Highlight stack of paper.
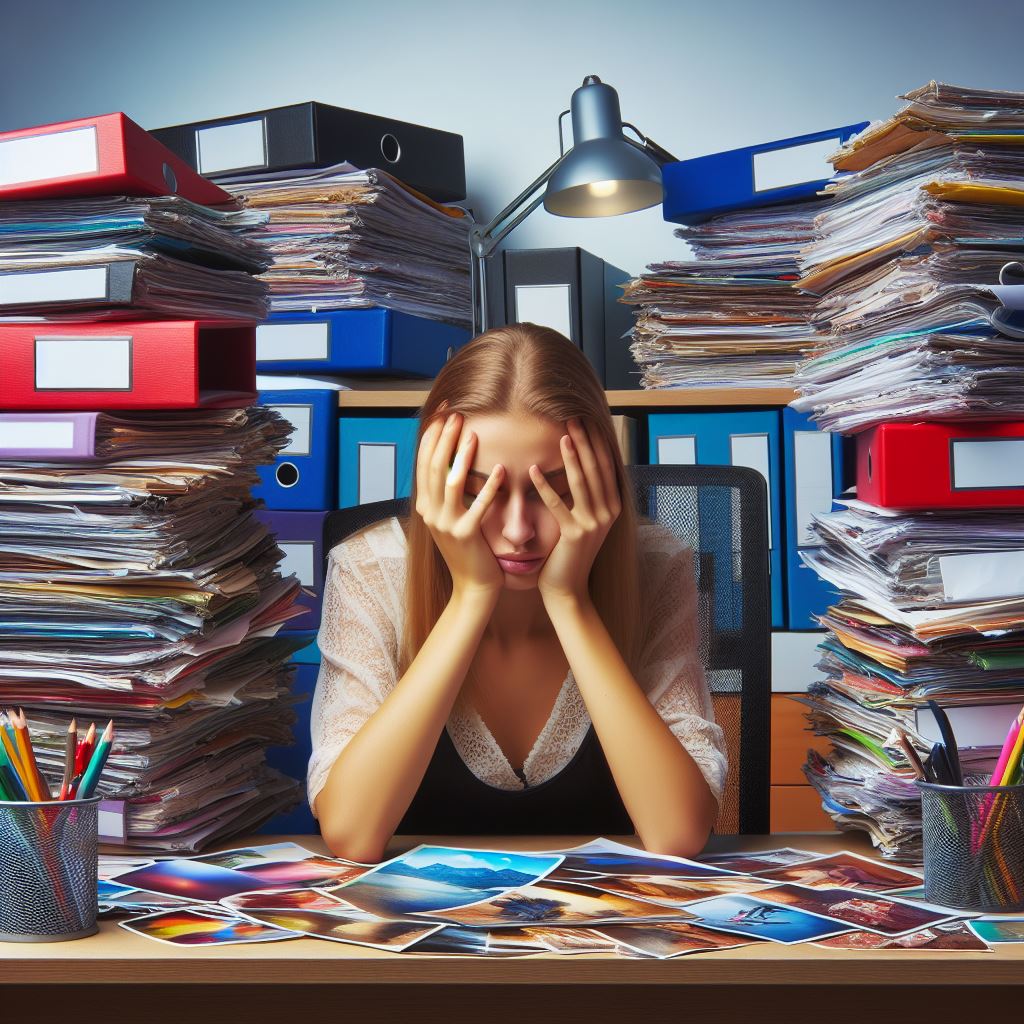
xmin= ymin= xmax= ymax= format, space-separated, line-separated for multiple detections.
xmin=0 ymin=409 xmax=309 ymax=852
xmin=0 ymin=195 xmax=271 ymax=321
xmin=791 ymin=497 xmax=1024 ymax=859
xmin=791 ymin=81 xmax=1024 ymax=433
xmin=218 ymin=163 xmax=473 ymax=328
xmin=620 ymin=201 xmax=826 ymax=388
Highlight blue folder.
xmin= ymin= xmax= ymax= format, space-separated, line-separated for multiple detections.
xmin=649 ymin=411 xmax=785 ymax=628
xmin=255 ymin=388 xmax=338 ymax=510
xmin=255 ymin=308 xmax=470 ymax=376
xmin=254 ymin=510 xmax=328 ymax=632
xmin=662 ymin=122 xmax=869 ymax=225
xmin=259 ymin=660 xmax=319 ymax=836
xmin=782 ymin=407 xmax=844 ymax=629
xmin=338 ymin=416 xmax=419 ymax=508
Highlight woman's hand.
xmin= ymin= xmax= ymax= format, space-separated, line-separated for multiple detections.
xmin=415 ymin=409 xmax=506 ymax=598
xmin=529 ymin=416 xmax=622 ymax=604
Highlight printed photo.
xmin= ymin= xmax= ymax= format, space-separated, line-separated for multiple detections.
xmin=682 ymin=894 xmax=854 ymax=944
xmin=221 ymin=887 xmax=353 ymax=914
xmin=194 ymin=842 xmax=323 ymax=869
xmin=525 ymin=837 xmax=738 ymax=878
xmin=118 ymin=909 xmax=300 ymax=947
xmin=329 ymin=844 xmax=564 ymax=918
xmin=594 ymin=921 xmax=756 ymax=958
xmin=696 ymin=848 xmax=818 ymax=871
xmin=967 ymin=918 xmax=1024 ymax=944
xmin=584 ymin=874 xmax=772 ymax=907
xmin=749 ymin=883 xmax=957 ymax=936
xmin=412 ymin=878 xmax=694 ymax=928
xmin=111 ymin=858 xmax=273 ymax=903
xmin=753 ymin=852 xmax=922 ymax=892
xmin=816 ymin=921 xmax=990 ymax=951
xmin=518 ymin=926 xmax=618 ymax=954
xmin=231 ymin=906 xmax=445 ymax=951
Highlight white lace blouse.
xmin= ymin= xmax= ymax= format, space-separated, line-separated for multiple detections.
xmin=306 ymin=516 xmax=729 ymax=819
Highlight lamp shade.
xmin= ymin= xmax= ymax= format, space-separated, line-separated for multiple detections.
xmin=543 ymin=76 xmax=664 ymax=217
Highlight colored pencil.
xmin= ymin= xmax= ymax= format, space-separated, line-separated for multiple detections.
xmin=998 ymin=717 xmax=1024 ymax=787
xmin=58 ymin=719 xmax=77 ymax=801
xmin=0 ymin=715 xmax=29 ymax=795
xmin=0 ymin=741 xmax=27 ymax=801
xmin=989 ymin=709 xmax=1024 ymax=786
xmin=75 ymin=722 xmax=96 ymax=777
xmin=10 ymin=708 xmax=48 ymax=801
xmin=76 ymin=720 xmax=114 ymax=800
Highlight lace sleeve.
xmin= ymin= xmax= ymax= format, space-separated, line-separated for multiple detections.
xmin=639 ymin=533 xmax=729 ymax=808
xmin=306 ymin=534 xmax=401 ymax=819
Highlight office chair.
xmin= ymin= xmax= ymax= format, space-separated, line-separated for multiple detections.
xmin=317 ymin=463 xmax=771 ymax=835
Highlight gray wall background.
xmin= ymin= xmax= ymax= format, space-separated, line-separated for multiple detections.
xmin=3 ymin=0 xmax=1022 ymax=275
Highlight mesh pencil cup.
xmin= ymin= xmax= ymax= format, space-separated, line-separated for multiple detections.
xmin=0 ymin=796 xmax=100 ymax=942
xmin=916 ymin=780 xmax=1024 ymax=914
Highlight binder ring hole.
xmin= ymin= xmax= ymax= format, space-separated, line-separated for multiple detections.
xmin=867 ymin=450 xmax=872 ymax=481
xmin=162 ymin=163 xmax=178 ymax=194
xmin=276 ymin=462 xmax=300 ymax=488
xmin=380 ymin=134 xmax=401 ymax=164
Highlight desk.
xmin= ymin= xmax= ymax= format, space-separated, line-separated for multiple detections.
xmin=4 ymin=831 xmax=1020 ymax=1024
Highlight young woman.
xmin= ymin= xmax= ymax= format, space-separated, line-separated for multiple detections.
xmin=308 ymin=323 xmax=728 ymax=863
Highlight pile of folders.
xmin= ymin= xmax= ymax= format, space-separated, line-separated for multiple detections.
xmin=789 ymin=82 xmax=1024 ymax=861
xmin=0 ymin=113 xmax=307 ymax=852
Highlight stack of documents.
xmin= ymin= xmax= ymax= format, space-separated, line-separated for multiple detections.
xmin=792 ymin=498 xmax=1024 ymax=860
xmin=218 ymin=162 xmax=473 ymax=328
xmin=0 ymin=408 xmax=307 ymax=852
xmin=0 ymin=195 xmax=271 ymax=321
xmin=621 ymin=200 xmax=826 ymax=388
xmin=792 ymin=82 xmax=1024 ymax=433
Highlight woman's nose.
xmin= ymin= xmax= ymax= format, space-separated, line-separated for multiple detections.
xmin=500 ymin=492 xmax=537 ymax=546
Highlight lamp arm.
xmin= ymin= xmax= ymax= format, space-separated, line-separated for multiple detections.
xmin=621 ymin=121 xmax=679 ymax=165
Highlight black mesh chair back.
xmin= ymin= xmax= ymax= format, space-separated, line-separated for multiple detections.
xmin=323 ymin=463 xmax=771 ymax=834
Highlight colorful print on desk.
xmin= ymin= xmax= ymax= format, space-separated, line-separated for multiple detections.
xmin=682 ymin=894 xmax=855 ymax=944
xmin=750 ymin=851 xmax=923 ymax=892
xmin=816 ymin=921 xmax=990 ymax=951
xmin=328 ymin=844 xmax=564 ymax=918
xmin=594 ymin=921 xmax=757 ymax=958
xmin=119 ymin=908 xmax=301 ymax=946
xmin=968 ymin=918 xmax=1024 ymax=944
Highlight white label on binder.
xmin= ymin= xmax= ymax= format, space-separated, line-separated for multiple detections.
xmin=0 ymin=265 xmax=108 ymax=305
xmin=794 ymin=431 xmax=833 ymax=548
xmin=514 ymin=284 xmax=573 ymax=340
xmin=256 ymin=322 xmax=330 ymax=363
xmin=98 ymin=800 xmax=127 ymax=842
xmin=279 ymin=542 xmax=316 ymax=587
xmin=196 ymin=118 xmax=267 ymax=175
xmin=916 ymin=702 xmax=1021 ymax=748
xmin=771 ymin=630 xmax=825 ymax=693
xmin=0 ymin=126 xmax=98 ymax=186
xmin=35 ymin=336 xmax=131 ymax=390
xmin=731 ymin=434 xmax=773 ymax=548
xmin=753 ymin=137 xmax=839 ymax=193
xmin=267 ymin=405 xmax=312 ymax=456
xmin=951 ymin=438 xmax=1024 ymax=489
xmin=359 ymin=443 xmax=396 ymax=503
xmin=0 ymin=420 xmax=76 ymax=450
xmin=657 ymin=436 xmax=697 ymax=464
xmin=939 ymin=549 xmax=1024 ymax=602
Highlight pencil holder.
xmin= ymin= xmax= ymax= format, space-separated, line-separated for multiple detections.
xmin=0 ymin=796 xmax=100 ymax=942
xmin=916 ymin=780 xmax=1024 ymax=914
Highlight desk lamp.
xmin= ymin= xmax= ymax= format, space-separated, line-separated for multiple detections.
xmin=469 ymin=75 xmax=678 ymax=334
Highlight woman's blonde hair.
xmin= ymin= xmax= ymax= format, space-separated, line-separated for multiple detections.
xmin=382 ymin=323 xmax=648 ymax=679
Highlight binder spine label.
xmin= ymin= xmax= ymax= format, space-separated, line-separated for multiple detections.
xmin=0 ymin=419 xmax=77 ymax=451
xmin=752 ymin=136 xmax=840 ymax=193
xmin=0 ymin=126 xmax=98 ymax=186
xmin=0 ymin=265 xmax=108 ymax=305
xmin=359 ymin=442 xmax=397 ymax=503
xmin=794 ymin=431 xmax=833 ymax=547
xmin=35 ymin=335 xmax=131 ymax=391
xmin=196 ymin=118 xmax=267 ymax=176
xmin=657 ymin=435 xmax=697 ymax=464
xmin=278 ymin=541 xmax=316 ymax=587
xmin=257 ymin=322 xmax=330 ymax=362
xmin=268 ymin=404 xmax=312 ymax=456
xmin=514 ymin=284 xmax=573 ymax=340
xmin=950 ymin=438 xmax=1024 ymax=490
xmin=730 ymin=433 xmax=773 ymax=547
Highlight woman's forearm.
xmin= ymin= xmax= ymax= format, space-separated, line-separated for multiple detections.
xmin=315 ymin=587 xmax=499 ymax=862
xmin=544 ymin=593 xmax=719 ymax=858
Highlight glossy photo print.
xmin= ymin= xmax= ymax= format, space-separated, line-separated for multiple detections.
xmin=751 ymin=852 xmax=923 ymax=892
xmin=119 ymin=909 xmax=301 ymax=946
xmin=681 ymin=894 xmax=854 ymax=944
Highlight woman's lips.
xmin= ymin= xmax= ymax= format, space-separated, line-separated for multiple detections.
xmin=496 ymin=556 xmax=544 ymax=575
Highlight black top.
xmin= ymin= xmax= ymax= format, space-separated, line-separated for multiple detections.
xmin=396 ymin=721 xmax=635 ymax=835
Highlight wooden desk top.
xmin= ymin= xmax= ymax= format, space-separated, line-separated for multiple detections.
xmin=2 ymin=832 xmax=1019 ymax=986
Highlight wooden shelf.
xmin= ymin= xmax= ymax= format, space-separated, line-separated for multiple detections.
xmin=337 ymin=386 xmax=797 ymax=409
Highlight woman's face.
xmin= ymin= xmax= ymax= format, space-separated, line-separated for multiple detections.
xmin=459 ymin=413 xmax=574 ymax=589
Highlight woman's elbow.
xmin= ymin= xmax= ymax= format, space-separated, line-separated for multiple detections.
xmin=314 ymin=797 xmax=389 ymax=864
